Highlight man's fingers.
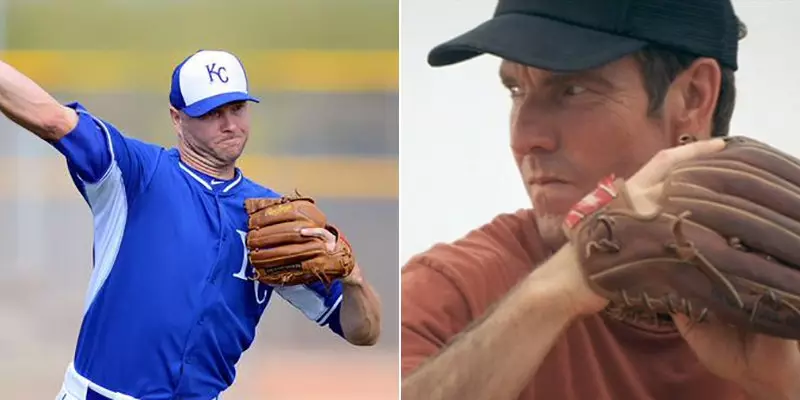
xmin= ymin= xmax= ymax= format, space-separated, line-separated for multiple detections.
xmin=300 ymin=227 xmax=329 ymax=237
xmin=644 ymin=183 xmax=664 ymax=202
xmin=631 ymin=138 xmax=726 ymax=187
xmin=300 ymin=227 xmax=336 ymax=243
xmin=627 ymin=182 xmax=664 ymax=215
xmin=671 ymin=313 xmax=693 ymax=335
xmin=301 ymin=228 xmax=337 ymax=252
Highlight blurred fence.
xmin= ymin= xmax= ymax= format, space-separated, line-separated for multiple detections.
xmin=0 ymin=1 xmax=398 ymax=398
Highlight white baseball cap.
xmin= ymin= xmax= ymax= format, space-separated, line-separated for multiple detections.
xmin=169 ymin=49 xmax=260 ymax=117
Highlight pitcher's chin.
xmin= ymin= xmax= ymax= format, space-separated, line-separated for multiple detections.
xmin=530 ymin=188 xmax=580 ymax=219
xmin=533 ymin=212 xmax=569 ymax=250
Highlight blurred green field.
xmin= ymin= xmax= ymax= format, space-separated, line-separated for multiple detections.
xmin=4 ymin=0 xmax=398 ymax=51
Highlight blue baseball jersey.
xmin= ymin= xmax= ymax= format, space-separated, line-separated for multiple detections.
xmin=51 ymin=102 xmax=345 ymax=399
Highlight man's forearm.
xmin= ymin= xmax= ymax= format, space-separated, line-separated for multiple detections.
xmin=0 ymin=60 xmax=76 ymax=141
xmin=340 ymin=266 xmax=381 ymax=346
xmin=401 ymin=247 xmax=584 ymax=400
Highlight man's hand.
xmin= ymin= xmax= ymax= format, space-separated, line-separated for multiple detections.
xmin=556 ymin=138 xmax=728 ymax=318
xmin=672 ymin=314 xmax=800 ymax=400
xmin=624 ymin=137 xmax=726 ymax=214
xmin=301 ymin=227 xmax=364 ymax=285
xmin=300 ymin=227 xmax=337 ymax=252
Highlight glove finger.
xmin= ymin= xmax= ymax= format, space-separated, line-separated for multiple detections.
xmin=247 ymin=221 xmax=319 ymax=248
xmin=670 ymin=146 xmax=800 ymax=221
xmin=247 ymin=199 xmax=326 ymax=228
xmin=249 ymin=209 xmax=322 ymax=228
xmin=245 ymin=198 xmax=282 ymax=215
xmin=249 ymin=213 xmax=298 ymax=229
xmin=664 ymin=191 xmax=800 ymax=280
xmin=665 ymin=142 xmax=800 ymax=268
xmin=250 ymin=242 xmax=327 ymax=268
xmin=248 ymin=232 xmax=310 ymax=249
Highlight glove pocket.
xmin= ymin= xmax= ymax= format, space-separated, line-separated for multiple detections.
xmin=592 ymin=256 xmax=713 ymax=319
xmin=576 ymin=211 xmax=689 ymax=297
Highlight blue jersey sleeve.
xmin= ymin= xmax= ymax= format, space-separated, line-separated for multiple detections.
xmin=51 ymin=102 xmax=161 ymax=203
xmin=274 ymin=280 xmax=345 ymax=338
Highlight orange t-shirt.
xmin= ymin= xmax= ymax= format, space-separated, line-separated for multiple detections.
xmin=401 ymin=209 xmax=747 ymax=400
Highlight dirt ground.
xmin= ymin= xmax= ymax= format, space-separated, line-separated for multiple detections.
xmin=0 ymin=267 xmax=398 ymax=400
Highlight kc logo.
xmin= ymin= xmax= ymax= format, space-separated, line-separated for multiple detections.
xmin=234 ymin=230 xmax=269 ymax=304
xmin=205 ymin=63 xmax=229 ymax=84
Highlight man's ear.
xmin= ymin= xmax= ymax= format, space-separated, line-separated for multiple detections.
xmin=169 ymin=107 xmax=183 ymax=138
xmin=662 ymin=57 xmax=722 ymax=145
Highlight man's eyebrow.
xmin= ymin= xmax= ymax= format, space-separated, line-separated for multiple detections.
xmin=498 ymin=67 xmax=516 ymax=86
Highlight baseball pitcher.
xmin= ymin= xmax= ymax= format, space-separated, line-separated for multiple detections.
xmin=0 ymin=49 xmax=382 ymax=400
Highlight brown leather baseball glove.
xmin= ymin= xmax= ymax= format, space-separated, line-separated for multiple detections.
xmin=244 ymin=191 xmax=355 ymax=287
xmin=563 ymin=136 xmax=800 ymax=339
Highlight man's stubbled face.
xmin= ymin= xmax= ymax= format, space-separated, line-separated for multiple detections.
xmin=501 ymin=57 xmax=673 ymax=248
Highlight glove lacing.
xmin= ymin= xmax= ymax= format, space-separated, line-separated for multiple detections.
xmin=726 ymin=238 xmax=800 ymax=322
xmin=589 ymin=211 xmax=743 ymax=323
xmin=666 ymin=211 xmax=745 ymax=310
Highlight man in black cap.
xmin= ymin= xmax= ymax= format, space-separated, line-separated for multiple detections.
xmin=401 ymin=0 xmax=800 ymax=399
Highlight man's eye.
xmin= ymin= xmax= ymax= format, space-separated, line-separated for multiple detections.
xmin=565 ymin=85 xmax=587 ymax=96
xmin=507 ymin=85 xmax=523 ymax=98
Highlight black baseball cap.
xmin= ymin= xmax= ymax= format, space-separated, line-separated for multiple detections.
xmin=428 ymin=0 xmax=743 ymax=72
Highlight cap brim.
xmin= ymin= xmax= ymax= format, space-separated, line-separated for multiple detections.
xmin=182 ymin=92 xmax=260 ymax=118
xmin=428 ymin=13 xmax=649 ymax=72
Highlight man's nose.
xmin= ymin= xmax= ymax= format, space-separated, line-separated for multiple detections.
xmin=219 ymin=111 xmax=238 ymax=131
xmin=509 ymin=99 xmax=558 ymax=154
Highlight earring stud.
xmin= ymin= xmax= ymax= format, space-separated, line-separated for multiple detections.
xmin=678 ymin=134 xmax=697 ymax=145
